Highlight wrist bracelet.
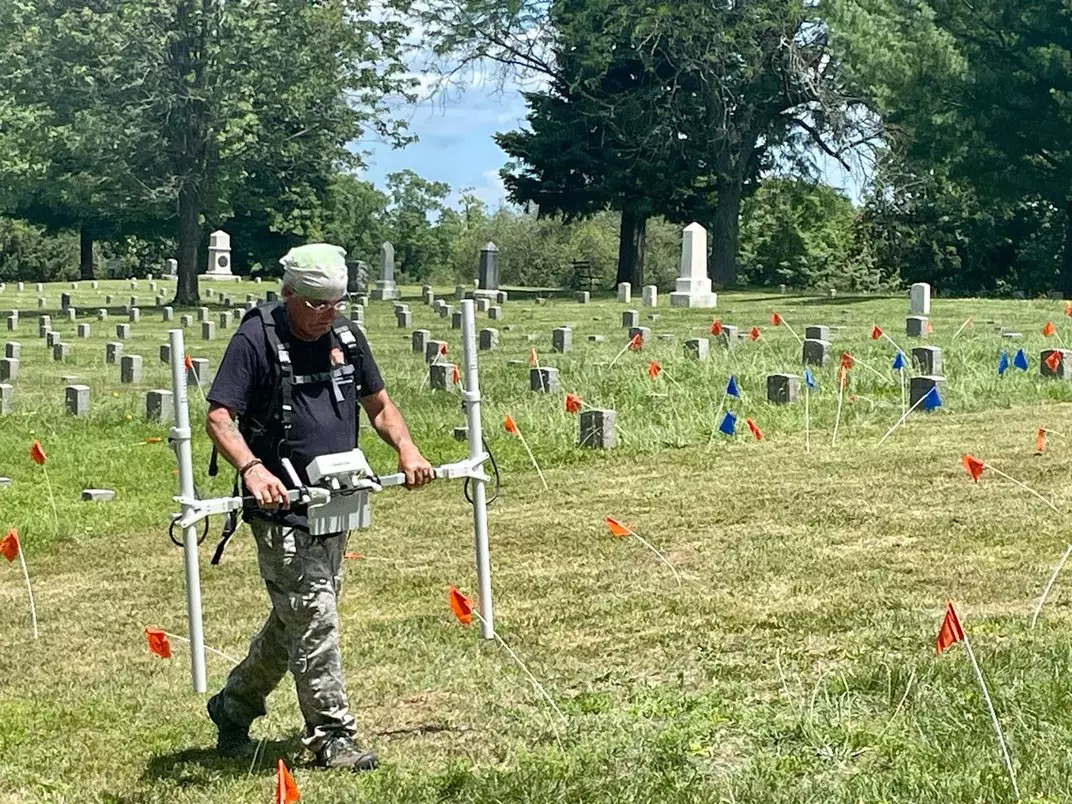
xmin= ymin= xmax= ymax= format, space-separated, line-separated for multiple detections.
xmin=239 ymin=458 xmax=263 ymax=476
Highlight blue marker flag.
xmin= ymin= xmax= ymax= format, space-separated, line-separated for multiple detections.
xmin=804 ymin=368 xmax=817 ymax=390
xmin=719 ymin=410 xmax=737 ymax=436
xmin=726 ymin=375 xmax=741 ymax=399
xmin=922 ymin=386 xmax=942 ymax=411
xmin=997 ymin=351 xmax=1009 ymax=376
xmin=892 ymin=351 xmax=906 ymax=371
xmin=1014 ymin=349 xmax=1029 ymax=371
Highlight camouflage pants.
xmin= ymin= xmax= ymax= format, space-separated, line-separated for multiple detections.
xmin=214 ymin=519 xmax=356 ymax=751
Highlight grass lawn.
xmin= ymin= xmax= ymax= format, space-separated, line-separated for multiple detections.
xmin=3 ymin=279 xmax=1072 ymax=802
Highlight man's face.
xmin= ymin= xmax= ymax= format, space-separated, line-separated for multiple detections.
xmin=283 ymin=287 xmax=346 ymax=341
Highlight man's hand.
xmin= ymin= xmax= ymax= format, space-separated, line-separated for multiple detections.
xmin=244 ymin=464 xmax=291 ymax=509
xmin=399 ymin=445 xmax=434 ymax=489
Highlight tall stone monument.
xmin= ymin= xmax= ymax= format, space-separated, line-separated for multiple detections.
xmin=669 ymin=223 xmax=717 ymax=308
xmin=371 ymin=242 xmax=399 ymax=300
xmin=474 ymin=242 xmax=500 ymax=301
xmin=203 ymin=230 xmax=238 ymax=281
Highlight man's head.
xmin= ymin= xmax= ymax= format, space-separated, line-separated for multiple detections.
xmin=279 ymin=243 xmax=349 ymax=341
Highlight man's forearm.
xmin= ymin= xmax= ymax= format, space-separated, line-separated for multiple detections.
xmin=368 ymin=397 xmax=418 ymax=455
xmin=206 ymin=407 xmax=257 ymax=471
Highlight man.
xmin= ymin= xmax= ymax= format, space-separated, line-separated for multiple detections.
xmin=203 ymin=243 xmax=433 ymax=771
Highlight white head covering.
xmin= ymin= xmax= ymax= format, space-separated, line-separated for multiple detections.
xmin=280 ymin=243 xmax=348 ymax=301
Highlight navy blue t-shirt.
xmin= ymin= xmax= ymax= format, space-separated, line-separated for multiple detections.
xmin=207 ymin=304 xmax=384 ymax=529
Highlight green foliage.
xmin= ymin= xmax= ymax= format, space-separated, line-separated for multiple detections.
xmin=738 ymin=179 xmax=888 ymax=292
xmin=0 ymin=218 xmax=79 ymax=283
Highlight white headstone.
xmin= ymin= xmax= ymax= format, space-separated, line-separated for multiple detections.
xmin=669 ymin=223 xmax=717 ymax=308
xmin=910 ymin=282 xmax=931 ymax=315
xmin=371 ymin=241 xmax=399 ymax=300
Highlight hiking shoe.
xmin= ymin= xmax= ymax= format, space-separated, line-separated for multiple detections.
xmin=314 ymin=736 xmax=378 ymax=772
xmin=207 ymin=693 xmax=253 ymax=758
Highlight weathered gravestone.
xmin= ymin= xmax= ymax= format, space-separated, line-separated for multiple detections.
xmin=767 ymin=374 xmax=800 ymax=405
xmin=530 ymin=367 xmax=560 ymax=393
xmin=579 ymin=409 xmax=617 ymax=449
xmin=65 ymin=385 xmax=89 ymax=416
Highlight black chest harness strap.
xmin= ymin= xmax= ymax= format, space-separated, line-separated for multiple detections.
xmin=208 ymin=302 xmax=364 ymax=564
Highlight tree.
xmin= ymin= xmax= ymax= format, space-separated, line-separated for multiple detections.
xmin=419 ymin=0 xmax=871 ymax=288
xmin=382 ymin=170 xmax=451 ymax=281
xmin=0 ymin=0 xmax=413 ymax=301
xmin=832 ymin=0 xmax=1072 ymax=292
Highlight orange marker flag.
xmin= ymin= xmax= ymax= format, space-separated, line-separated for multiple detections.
xmin=746 ymin=418 xmax=763 ymax=441
xmin=1043 ymin=321 xmax=1057 ymax=337
xmin=628 ymin=332 xmax=643 ymax=351
xmin=183 ymin=353 xmax=193 ymax=371
xmin=1045 ymin=350 xmax=1062 ymax=374
xmin=451 ymin=364 xmax=461 ymax=386
xmin=439 ymin=342 xmax=448 ymax=356
xmin=934 ymin=602 xmax=1021 ymax=798
xmin=871 ymin=325 xmax=883 ymax=340
xmin=448 ymin=585 xmax=474 ymax=626
xmin=770 ymin=311 xmax=783 ymax=326
xmin=29 ymin=439 xmax=46 ymax=466
xmin=926 ymin=320 xmax=934 ymax=334
xmin=3 ymin=528 xmax=38 ymax=640
xmin=647 ymin=360 xmax=662 ymax=380
xmin=1065 ymin=301 xmax=1072 ymax=318
xmin=1 ymin=528 xmax=18 ymax=563
xmin=935 ymin=601 xmax=964 ymax=655
xmin=276 ymin=758 xmax=300 ymax=804
xmin=344 ymin=552 xmax=364 ymax=561
xmin=565 ymin=393 xmax=583 ymax=414
xmin=528 ymin=347 xmax=539 ymax=368
xmin=840 ymin=352 xmax=855 ymax=371
xmin=710 ymin=320 xmax=723 ymax=337
xmin=503 ymin=415 xmax=548 ymax=490
xmin=1036 ymin=427 xmax=1048 ymax=455
xmin=749 ymin=327 xmax=760 ymax=341
xmin=603 ymin=516 xmax=680 ymax=585
xmin=144 ymin=627 xmax=172 ymax=659
xmin=962 ymin=454 xmax=986 ymax=482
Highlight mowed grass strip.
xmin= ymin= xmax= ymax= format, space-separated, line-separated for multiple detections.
xmin=2 ymin=282 xmax=1072 ymax=801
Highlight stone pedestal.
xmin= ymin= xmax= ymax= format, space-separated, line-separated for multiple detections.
xmin=805 ymin=325 xmax=830 ymax=341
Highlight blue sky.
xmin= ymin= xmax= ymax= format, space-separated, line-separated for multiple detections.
xmin=357 ymin=80 xmax=867 ymax=212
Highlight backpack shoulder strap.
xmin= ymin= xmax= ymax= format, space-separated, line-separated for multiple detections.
xmin=331 ymin=314 xmax=364 ymax=367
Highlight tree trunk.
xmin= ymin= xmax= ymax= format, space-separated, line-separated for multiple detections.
xmin=615 ymin=206 xmax=648 ymax=289
xmin=709 ymin=177 xmax=742 ymax=288
xmin=79 ymin=226 xmax=94 ymax=280
xmin=1062 ymin=198 xmax=1072 ymax=297
xmin=174 ymin=180 xmax=201 ymax=306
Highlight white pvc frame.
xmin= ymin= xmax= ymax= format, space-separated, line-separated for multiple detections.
xmin=167 ymin=296 xmax=494 ymax=693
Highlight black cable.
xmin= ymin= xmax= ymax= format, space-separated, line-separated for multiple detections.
xmin=465 ymin=436 xmax=501 ymax=506
xmin=168 ymin=483 xmax=211 ymax=547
